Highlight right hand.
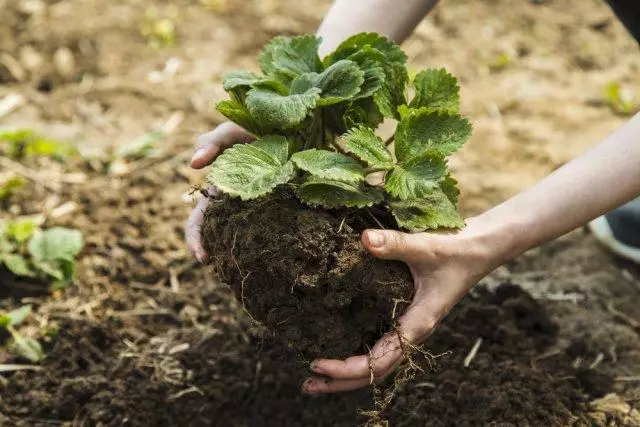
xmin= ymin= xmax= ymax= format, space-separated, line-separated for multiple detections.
xmin=185 ymin=121 xmax=254 ymax=263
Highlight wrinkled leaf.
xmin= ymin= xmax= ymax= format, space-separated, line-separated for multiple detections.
xmin=2 ymin=254 xmax=35 ymax=277
xmin=342 ymin=126 xmax=394 ymax=169
xmin=28 ymin=227 xmax=83 ymax=262
xmin=290 ymin=60 xmax=364 ymax=106
xmin=291 ymin=149 xmax=365 ymax=183
xmin=440 ymin=174 xmax=460 ymax=205
xmin=373 ymin=62 xmax=408 ymax=119
xmin=384 ymin=152 xmax=447 ymax=200
xmin=207 ymin=136 xmax=296 ymax=200
xmin=343 ymin=98 xmax=384 ymax=130
xmin=259 ymin=35 xmax=322 ymax=83
xmin=216 ymin=99 xmax=266 ymax=136
xmin=299 ymin=176 xmax=383 ymax=208
xmin=246 ymin=87 xmax=320 ymax=129
xmin=354 ymin=60 xmax=385 ymax=100
xmin=323 ymin=32 xmax=406 ymax=67
xmin=390 ymin=189 xmax=465 ymax=231
xmin=410 ymin=68 xmax=460 ymax=114
xmin=395 ymin=108 xmax=472 ymax=160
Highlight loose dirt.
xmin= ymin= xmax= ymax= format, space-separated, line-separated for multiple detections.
xmin=202 ymin=188 xmax=413 ymax=360
xmin=1 ymin=0 xmax=639 ymax=425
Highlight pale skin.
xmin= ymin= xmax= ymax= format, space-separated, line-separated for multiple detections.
xmin=186 ymin=0 xmax=640 ymax=394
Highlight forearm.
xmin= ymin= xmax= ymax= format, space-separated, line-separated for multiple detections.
xmin=472 ymin=113 xmax=640 ymax=263
xmin=316 ymin=0 xmax=438 ymax=56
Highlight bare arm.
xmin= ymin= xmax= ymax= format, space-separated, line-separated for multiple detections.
xmin=478 ymin=112 xmax=640 ymax=264
xmin=305 ymin=113 xmax=640 ymax=394
xmin=316 ymin=0 xmax=439 ymax=56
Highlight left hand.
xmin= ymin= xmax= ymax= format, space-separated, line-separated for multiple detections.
xmin=302 ymin=221 xmax=502 ymax=393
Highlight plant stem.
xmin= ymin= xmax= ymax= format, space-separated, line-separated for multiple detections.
xmin=364 ymin=166 xmax=389 ymax=175
xmin=330 ymin=139 xmax=348 ymax=155
xmin=384 ymin=135 xmax=395 ymax=146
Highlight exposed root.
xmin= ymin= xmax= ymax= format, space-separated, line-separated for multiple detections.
xmin=360 ymin=328 xmax=451 ymax=426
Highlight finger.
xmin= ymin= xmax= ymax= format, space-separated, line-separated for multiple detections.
xmin=311 ymin=332 xmax=405 ymax=381
xmin=302 ymin=376 xmax=372 ymax=394
xmin=185 ymin=195 xmax=210 ymax=263
xmin=190 ymin=122 xmax=254 ymax=169
xmin=362 ymin=229 xmax=429 ymax=263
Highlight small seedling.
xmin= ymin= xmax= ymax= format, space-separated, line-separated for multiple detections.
xmin=0 ymin=305 xmax=44 ymax=362
xmin=0 ymin=219 xmax=84 ymax=289
xmin=0 ymin=175 xmax=25 ymax=200
xmin=140 ymin=8 xmax=177 ymax=48
xmin=208 ymin=33 xmax=472 ymax=231
xmin=0 ymin=128 xmax=77 ymax=161
xmin=604 ymin=81 xmax=635 ymax=115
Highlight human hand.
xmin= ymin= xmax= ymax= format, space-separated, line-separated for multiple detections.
xmin=185 ymin=122 xmax=254 ymax=263
xmin=302 ymin=220 xmax=505 ymax=393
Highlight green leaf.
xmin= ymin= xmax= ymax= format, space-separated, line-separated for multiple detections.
xmin=259 ymin=35 xmax=322 ymax=83
xmin=0 ymin=305 xmax=32 ymax=328
xmin=440 ymin=174 xmax=460 ymax=205
xmin=245 ymin=87 xmax=320 ymax=129
xmin=115 ymin=130 xmax=165 ymax=161
xmin=207 ymin=136 xmax=296 ymax=200
xmin=342 ymin=126 xmax=394 ymax=169
xmin=291 ymin=149 xmax=365 ymax=183
xmin=10 ymin=333 xmax=44 ymax=362
xmin=323 ymin=32 xmax=407 ymax=67
xmin=343 ymin=98 xmax=384 ymax=130
xmin=354 ymin=60 xmax=385 ymax=100
xmin=290 ymin=60 xmax=364 ymax=106
xmin=28 ymin=227 xmax=83 ymax=263
xmin=216 ymin=99 xmax=266 ymax=136
xmin=395 ymin=108 xmax=472 ymax=160
xmin=2 ymin=254 xmax=35 ymax=277
xmin=5 ymin=219 xmax=37 ymax=244
xmin=410 ymin=68 xmax=460 ymax=114
xmin=33 ymin=260 xmax=64 ymax=281
xmin=390 ymin=189 xmax=465 ymax=231
xmin=373 ymin=62 xmax=408 ymax=120
xmin=384 ymin=152 xmax=447 ymax=200
xmin=0 ymin=176 xmax=25 ymax=200
xmin=299 ymin=176 xmax=383 ymax=208
xmin=222 ymin=70 xmax=262 ymax=92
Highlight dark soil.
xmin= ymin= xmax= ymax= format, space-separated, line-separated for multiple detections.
xmin=202 ymin=188 xmax=414 ymax=360
xmin=1 ymin=282 xmax=607 ymax=426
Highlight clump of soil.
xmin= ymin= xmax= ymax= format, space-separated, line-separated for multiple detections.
xmin=202 ymin=187 xmax=414 ymax=360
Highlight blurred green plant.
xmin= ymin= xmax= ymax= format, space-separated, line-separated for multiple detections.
xmin=0 ymin=219 xmax=84 ymax=290
xmin=140 ymin=8 xmax=176 ymax=48
xmin=0 ymin=176 xmax=25 ymax=200
xmin=604 ymin=82 xmax=635 ymax=115
xmin=0 ymin=129 xmax=77 ymax=161
xmin=0 ymin=305 xmax=44 ymax=362
xmin=488 ymin=52 xmax=513 ymax=72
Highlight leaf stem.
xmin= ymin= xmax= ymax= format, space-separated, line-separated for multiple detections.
xmin=384 ymin=135 xmax=395 ymax=146
xmin=364 ymin=166 xmax=389 ymax=175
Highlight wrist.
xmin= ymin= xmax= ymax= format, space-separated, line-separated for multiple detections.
xmin=461 ymin=212 xmax=529 ymax=273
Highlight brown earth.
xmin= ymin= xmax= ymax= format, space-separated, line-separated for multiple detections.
xmin=1 ymin=0 xmax=639 ymax=425
xmin=202 ymin=188 xmax=413 ymax=360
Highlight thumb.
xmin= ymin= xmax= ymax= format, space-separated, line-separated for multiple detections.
xmin=362 ymin=229 xmax=426 ymax=263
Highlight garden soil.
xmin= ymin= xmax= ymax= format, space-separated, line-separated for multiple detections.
xmin=1 ymin=0 xmax=639 ymax=426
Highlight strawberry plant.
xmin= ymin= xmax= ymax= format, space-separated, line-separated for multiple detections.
xmin=208 ymin=32 xmax=472 ymax=230
xmin=0 ymin=305 xmax=44 ymax=362
xmin=0 ymin=219 xmax=84 ymax=289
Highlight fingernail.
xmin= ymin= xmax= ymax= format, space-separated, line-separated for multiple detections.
xmin=366 ymin=231 xmax=385 ymax=248
xmin=191 ymin=148 xmax=207 ymax=165
xmin=302 ymin=378 xmax=315 ymax=393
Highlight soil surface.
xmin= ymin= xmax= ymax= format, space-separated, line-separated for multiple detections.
xmin=1 ymin=0 xmax=640 ymax=425
xmin=202 ymin=188 xmax=413 ymax=360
